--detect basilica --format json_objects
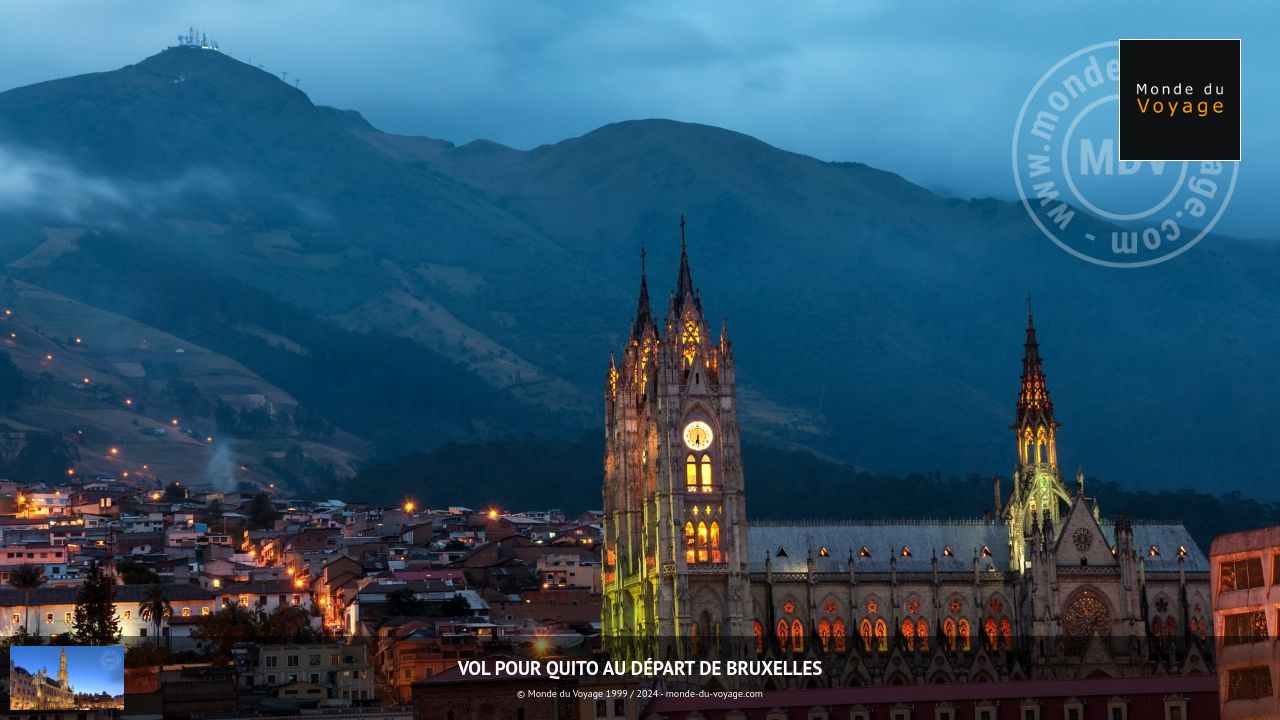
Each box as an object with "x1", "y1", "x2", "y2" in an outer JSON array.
[{"x1": 601, "y1": 224, "x2": 1212, "y2": 686}]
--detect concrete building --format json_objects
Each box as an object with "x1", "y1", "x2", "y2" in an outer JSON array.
[{"x1": 1211, "y1": 526, "x2": 1280, "y2": 718}]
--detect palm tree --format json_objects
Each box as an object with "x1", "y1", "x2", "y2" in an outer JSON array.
[
  {"x1": 138, "y1": 583, "x2": 172, "y2": 648},
  {"x1": 8, "y1": 563, "x2": 46, "y2": 633}
]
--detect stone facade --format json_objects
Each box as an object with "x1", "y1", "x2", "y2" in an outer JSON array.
[{"x1": 602, "y1": 228, "x2": 1212, "y2": 687}]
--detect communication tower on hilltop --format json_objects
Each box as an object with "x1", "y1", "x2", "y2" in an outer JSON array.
[{"x1": 175, "y1": 27, "x2": 220, "y2": 51}]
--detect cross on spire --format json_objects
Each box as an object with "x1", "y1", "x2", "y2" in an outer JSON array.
[{"x1": 680, "y1": 214, "x2": 687, "y2": 251}]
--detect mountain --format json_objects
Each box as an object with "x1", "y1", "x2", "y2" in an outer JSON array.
[{"x1": 2, "y1": 46, "x2": 1279, "y2": 497}]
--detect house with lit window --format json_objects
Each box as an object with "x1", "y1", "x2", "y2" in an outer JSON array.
[
  {"x1": 0, "y1": 583, "x2": 216, "y2": 641},
  {"x1": 1211, "y1": 526, "x2": 1280, "y2": 718}
]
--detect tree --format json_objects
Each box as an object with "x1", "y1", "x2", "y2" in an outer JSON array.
[
  {"x1": 191, "y1": 603, "x2": 257, "y2": 664},
  {"x1": 115, "y1": 559, "x2": 160, "y2": 585},
  {"x1": 7, "y1": 563, "x2": 46, "y2": 634},
  {"x1": 71, "y1": 561, "x2": 120, "y2": 645},
  {"x1": 205, "y1": 498, "x2": 224, "y2": 522},
  {"x1": 138, "y1": 583, "x2": 172, "y2": 648},
  {"x1": 163, "y1": 481, "x2": 185, "y2": 503},
  {"x1": 259, "y1": 604, "x2": 316, "y2": 644},
  {"x1": 246, "y1": 493, "x2": 280, "y2": 530}
]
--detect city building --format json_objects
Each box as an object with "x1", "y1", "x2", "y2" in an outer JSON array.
[
  {"x1": 602, "y1": 229, "x2": 1212, "y2": 685},
  {"x1": 1210, "y1": 526, "x2": 1280, "y2": 718},
  {"x1": 8, "y1": 647, "x2": 75, "y2": 710}
]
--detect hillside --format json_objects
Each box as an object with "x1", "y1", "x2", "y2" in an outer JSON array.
[
  {"x1": 0, "y1": 272, "x2": 362, "y2": 492},
  {"x1": 1, "y1": 46, "x2": 1279, "y2": 497}
]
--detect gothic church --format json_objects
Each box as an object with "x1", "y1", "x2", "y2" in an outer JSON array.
[{"x1": 601, "y1": 224, "x2": 1212, "y2": 685}]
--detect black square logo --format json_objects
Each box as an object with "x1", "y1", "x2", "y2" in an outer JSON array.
[{"x1": 1119, "y1": 39, "x2": 1240, "y2": 161}]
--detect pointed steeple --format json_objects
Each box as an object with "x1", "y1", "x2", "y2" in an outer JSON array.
[
  {"x1": 670, "y1": 214, "x2": 701, "y2": 319},
  {"x1": 631, "y1": 247, "x2": 655, "y2": 340},
  {"x1": 1015, "y1": 295, "x2": 1058, "y2": 430}
]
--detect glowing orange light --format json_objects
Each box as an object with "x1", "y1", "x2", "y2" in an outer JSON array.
[
  {"x1": 45, "y1": 354, "x2": 53, "y2": 361},
  {"x1": 2, "y1": 309, "x2": 10, "y2": 316},
  {"x1": 124, "y1": 398, "x2": 133, "y2": 406},
  {"x1": 293, "y1": 577, "x2": 305, "y2": 589},
  {"x1": 109, "y1": 447, "x2": 120, "y2": 456},
  {"x1": 487, "y1": 508, "x2": 499, "y2": 520},
  {"x1": 65, "y1": 468, "x2": 75, "y2": 476},
  {"x1": 205, "y1": 436, "x2": 213, "y2": 443},
  {"x1": 82, "y1": 377, "x2": 90, "y2": 384},
  {"x1": 74, "y1": 337, "x2": 82, "y2": 345},
  {"x1": 150, "y1": 491, "x2": 161, "y2": 501},
  {"x1": 533, "y1": 635, "x2": 550, "y2": 655},
  {"x1": 404, "y1": 500, "x2": 416, "y2": 513},
  {"x1": 171, "y1": 418, "x2": 179, "y2": 426},
  {"x1": 286, "y1": 566, "x2": 295, "y2": 576}
]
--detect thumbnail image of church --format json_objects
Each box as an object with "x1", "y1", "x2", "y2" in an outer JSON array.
[
  {"x1": 9, "y1": 647, "x2": 75, "y2": 710},
  {"x1": 602, "y1": 227, "x2": 1212, "y2": 686}
]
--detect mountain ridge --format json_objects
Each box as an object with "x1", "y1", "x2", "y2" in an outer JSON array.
[{"x1": 1, "y1": 47, "x2": 1277, "y2": 497}]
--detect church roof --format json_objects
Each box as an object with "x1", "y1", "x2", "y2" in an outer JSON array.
[
  {"x1": 1100, "y1": 521, "x2": 1209, "y2": 572},
  {"x1": 748, "y1": 520, "x2": 1010, "y2": 574},
  {"x1": 747, "y1": 518, "x2": 1209, "y2": 573}
]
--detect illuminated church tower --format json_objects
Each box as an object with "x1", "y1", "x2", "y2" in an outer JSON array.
[
  {"x1": 57, "y1": 647, "x2": 68, "y2": 690},
  {"x1": 1004, "y1": 299, "x2": 1072, "y2": 573},
  {"x1": 603, "y1": 218, "x2": 753, "y2": 658}
]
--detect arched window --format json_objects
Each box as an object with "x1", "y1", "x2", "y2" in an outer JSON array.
[
  {"x1": 917, "y1": 618, "x2": 930, "y2": 652},
  {"x1": 709, "y1": 522, "x2": 722, "y2": 563},
  {"x1": 818, "y1": 620, "x2": 831, "y2": 652},
  {"x1": 999, "y1": 618, "x2": 1013, "y2": 650},
  {"x1": 1153, "y1": 618, "x2": 1164, "y2": 640},
  {"x1": 902, "y1": 619, "x2": 916, "y2": 651},
  {"x1": 777, "y1": 619, "x2": 789, "y2": 649},
  {"x1": 791, "y1": 618, "x2": 804, "y2": 653},
  {"x1": 690, "y1": 621, "x2": 700, "y2": 655},
  {"x1": 754, "y1": 620, "x2": 763, "y2": 655},
  {"x1": 684, "y1": 522, "x2": 696, "y2": 564},
  {"x1": 686, "y1": 455, "x2": 698, "y2": 491},
  {"x1": 943, "y1": 618, "x2": 957, "y2": 651},
  {"x1": 859, "y1": 619, "x2": 873, "y2": 652},
  {"x1": 1164, "y1": 617, "x2": 1177, "y2": 639},
  {"x1": 874, "y1": 618, "x2": 888, "y2": 652},
  {"x1": 958, "y1": 618, "x2": 971, "y2": 652},
  {"x1": 833, "y1": 619, "x2": 846, "y2": 652},
  {"x1": 696, "y1": 522, "x2": 708, "y2": 562},
  {"x1": 700, "y1": 455, "x2": 713, "y2": 492},
  {"x1": 984, "y1": 618, "x2": 998, "y2": 650}
]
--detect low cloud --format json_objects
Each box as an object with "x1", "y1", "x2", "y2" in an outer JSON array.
[{"x1": 0, "y1": 143, "x2": 235, "y2": 222}]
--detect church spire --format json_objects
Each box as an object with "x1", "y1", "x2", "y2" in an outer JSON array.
[
  {"x1": 669, "y1": 214, "x2": 702, "y2": 322},
  {"x1": 631, "y1": 247, "x2": 655, "y2": 339},
  {"x1": 1015, "y1": 295, "x2": 1058, "y2": 431}
]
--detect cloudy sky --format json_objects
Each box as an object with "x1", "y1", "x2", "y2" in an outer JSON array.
[{"x1": 0, "y1": 1, "x2": 1272, "y2": 238}]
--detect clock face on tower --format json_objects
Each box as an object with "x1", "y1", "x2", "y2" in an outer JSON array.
[{"x1": 683, "y1": 421, "x2": 714, "y2": 451}]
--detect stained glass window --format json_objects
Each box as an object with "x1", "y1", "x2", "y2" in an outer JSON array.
[
  {"x1": 874, "y1": 618, "x2": 888, "y2": 652},
  {"x1": 754, "y1": 620, "x2": 763, "y2": 655},
  {"x1": 696, "y1": 522, "x2": 709, "y2": 562},
  {"x1": 824, "y1": 599, "x2": 838, "y2": 615},
  {"x1": 958, "y1": 618, "x2": 971, "y2": 652},
  {"x1": 777, "y1": 619, "x2": 789, "y2": 647},
  {"x1": 860, "y1": 618, "x2": 873, "y2": 652},
  {"x1": 791, "y1": 619, "x2": 804, "y2": 652},
  {"x1": 700, "y1": 455, "x2": 713, "y2": 492},
  {"x1": 833, "y1": 619, "x2": 846, "y2": 652},
  {"x1": 944, "y1": 618, "x2": 957, "y2": 651},
  {"x1": 1000, "y1": 618, "x2": 1013, "y2": 650},
  {"x1": 686, "y1": 455, "x2": 697, "y2": 491},
  {"x1": 818, "y1": 620, "x2": 831, "y2": 652},
  {"x1": 684, "y1": 522, "x2": 695, "y2": 564},
  {"x1": 917, "y1": 619, "x2": 929, "y2": 652},
  {"x1": 984, "y1": 618, "x2": 998, "y2": 650},
  {"x1": 709, "y1": 522, "x2": 722, "y2": 563},
  {"x1": 902, "y1": 619, "x2": 915, "y2": 651},
  {"x1": 1064, "y1": 589, "x2": 1111, "y2": 638}
]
